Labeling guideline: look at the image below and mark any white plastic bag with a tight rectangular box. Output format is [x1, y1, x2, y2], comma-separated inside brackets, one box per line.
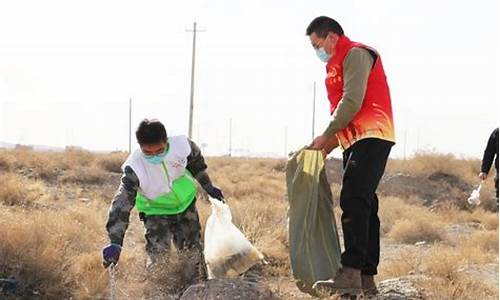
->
[467, 181, 483, 206]
[204, 197, 264, 279]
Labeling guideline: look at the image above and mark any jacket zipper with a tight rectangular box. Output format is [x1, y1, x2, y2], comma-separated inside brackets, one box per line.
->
[161, 161, 181, 208]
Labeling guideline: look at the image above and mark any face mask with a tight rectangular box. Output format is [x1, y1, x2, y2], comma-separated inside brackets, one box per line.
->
[143, 149, 167, 165]
[316, 47, 331, 63]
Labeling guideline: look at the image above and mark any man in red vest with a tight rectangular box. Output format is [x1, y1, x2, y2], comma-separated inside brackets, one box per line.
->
[307, 16, 395, 297]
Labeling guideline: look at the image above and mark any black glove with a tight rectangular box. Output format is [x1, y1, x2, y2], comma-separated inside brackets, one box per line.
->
[204, 184, 224, 201]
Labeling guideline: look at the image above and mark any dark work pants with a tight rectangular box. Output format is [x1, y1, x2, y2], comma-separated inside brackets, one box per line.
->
[495, 172, 498, 207]
[340, 138, 393, 275]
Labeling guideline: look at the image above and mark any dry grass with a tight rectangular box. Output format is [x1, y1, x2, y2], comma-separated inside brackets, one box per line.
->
[376, 194, 498, 299]
[0, 173, 45, 206]
[419, 276, 498, 300]
[388, 217, 445, 244]
[418, 244, 498, 300]
[96, 152, 127, 173]
[60, 166, 109, 185]
[0, 149, 498, 299]
[379, 241, 498, 299]
[0, 203, 106, 299]
[386, 152, 481, 185]
[461, 230, 499, 254]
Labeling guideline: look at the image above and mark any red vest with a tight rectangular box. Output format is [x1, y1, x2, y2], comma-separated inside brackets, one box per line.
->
[325, 35, 395, 150]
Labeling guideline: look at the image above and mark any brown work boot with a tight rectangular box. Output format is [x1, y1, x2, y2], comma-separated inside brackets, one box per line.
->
[361, 275, 378, 297]
[312, 266, 363, 298]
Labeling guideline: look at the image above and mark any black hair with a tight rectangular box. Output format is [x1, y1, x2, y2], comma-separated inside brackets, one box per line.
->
[306, 16, 344, 38]
[135, 119, 167, 145]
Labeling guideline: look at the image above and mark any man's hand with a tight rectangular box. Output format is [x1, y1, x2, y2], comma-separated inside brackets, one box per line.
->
[479, 172, 488, 181]
[309, 134, 335, 158]
[309, 134, 328, 150]
[102, 243, 122, 268]
[204, 184, 225, 202]
[323, 135, 339, 155]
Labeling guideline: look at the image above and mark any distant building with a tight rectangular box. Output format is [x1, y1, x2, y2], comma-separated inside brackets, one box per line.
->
[65, 145, 84, 151]
[15, 144, 34, 151]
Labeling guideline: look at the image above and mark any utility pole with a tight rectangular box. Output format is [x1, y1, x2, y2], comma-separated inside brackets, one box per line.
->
[128, 98, 132, 153]
[312, 81, 316, 139]
[197, 123, 201, 142]
[229, 118, 232, 157]
[186, 22, 205, 139]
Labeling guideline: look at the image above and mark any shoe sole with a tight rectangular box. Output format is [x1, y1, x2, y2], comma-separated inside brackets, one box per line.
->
[312, 281, 363, 298]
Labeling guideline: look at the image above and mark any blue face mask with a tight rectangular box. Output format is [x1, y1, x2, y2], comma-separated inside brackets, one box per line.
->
[143, 148, 168, 165]
[316, 47, 331, 63]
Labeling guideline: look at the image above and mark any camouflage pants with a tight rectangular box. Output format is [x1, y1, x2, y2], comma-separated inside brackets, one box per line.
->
[140, 199, 207, 279]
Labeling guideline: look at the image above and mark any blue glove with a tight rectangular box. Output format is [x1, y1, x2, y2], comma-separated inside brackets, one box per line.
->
[102, 243, 122, 268]
[204, 184, 224, 201]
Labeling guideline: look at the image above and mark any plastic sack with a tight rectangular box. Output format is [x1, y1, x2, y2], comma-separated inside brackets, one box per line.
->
[286, 149, 342, 296]
[204, 197, 264, 279]
[467, 181, 483, 206]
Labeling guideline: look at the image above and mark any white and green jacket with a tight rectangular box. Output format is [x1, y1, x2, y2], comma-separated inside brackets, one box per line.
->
[105, 136, 212, 246]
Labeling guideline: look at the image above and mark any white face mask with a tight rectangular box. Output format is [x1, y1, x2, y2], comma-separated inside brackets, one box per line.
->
[315, 47, 331, 63]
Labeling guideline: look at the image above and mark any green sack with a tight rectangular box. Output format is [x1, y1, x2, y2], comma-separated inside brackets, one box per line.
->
[286, 149, 342, 295]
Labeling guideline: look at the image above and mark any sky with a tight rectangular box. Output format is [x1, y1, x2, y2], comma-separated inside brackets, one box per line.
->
[0, 0, 498, 159]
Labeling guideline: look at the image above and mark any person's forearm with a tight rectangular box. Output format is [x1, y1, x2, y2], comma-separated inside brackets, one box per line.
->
[105, 166, 138, 246]
[481, 133, 497, 173]
[324, 48, 373, 137]
[186, 139, 212, 187]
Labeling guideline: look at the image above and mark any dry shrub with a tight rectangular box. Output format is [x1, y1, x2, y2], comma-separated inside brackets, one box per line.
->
[69, 252, 110, 299]
[380, 243, 498, 299]
[378, 248, 421, 280]
[417, 244, 498, 300]
[1, 149, 121, 183]
[419, 276, 498, 300]
[7, 149, 63, 180]
[0, 208, 74, 299]
[231, 199, 288, 249]
[0, 150, 15, 171]
[386, 152, 480, 185]
[470, 209, 499, 230]
[1, 149, 497, 299]
[461, 230, 498, 253]
[388, 217, 445, 244]
[145, 249, 202, 297]
[208, 157, 286, 202]
[0, 203, 120, 299]
[96, 152, 127, 173]
[379, 196, 434, 236]
[61, 166, 108, 185]
[62, 149, 96, 168]
[272, 160, 287, 172]
[230, 199, 290, 277]
[0, 173, 45, 206]
[435, 203, 499, 230]
[422, 245, 467, 280]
